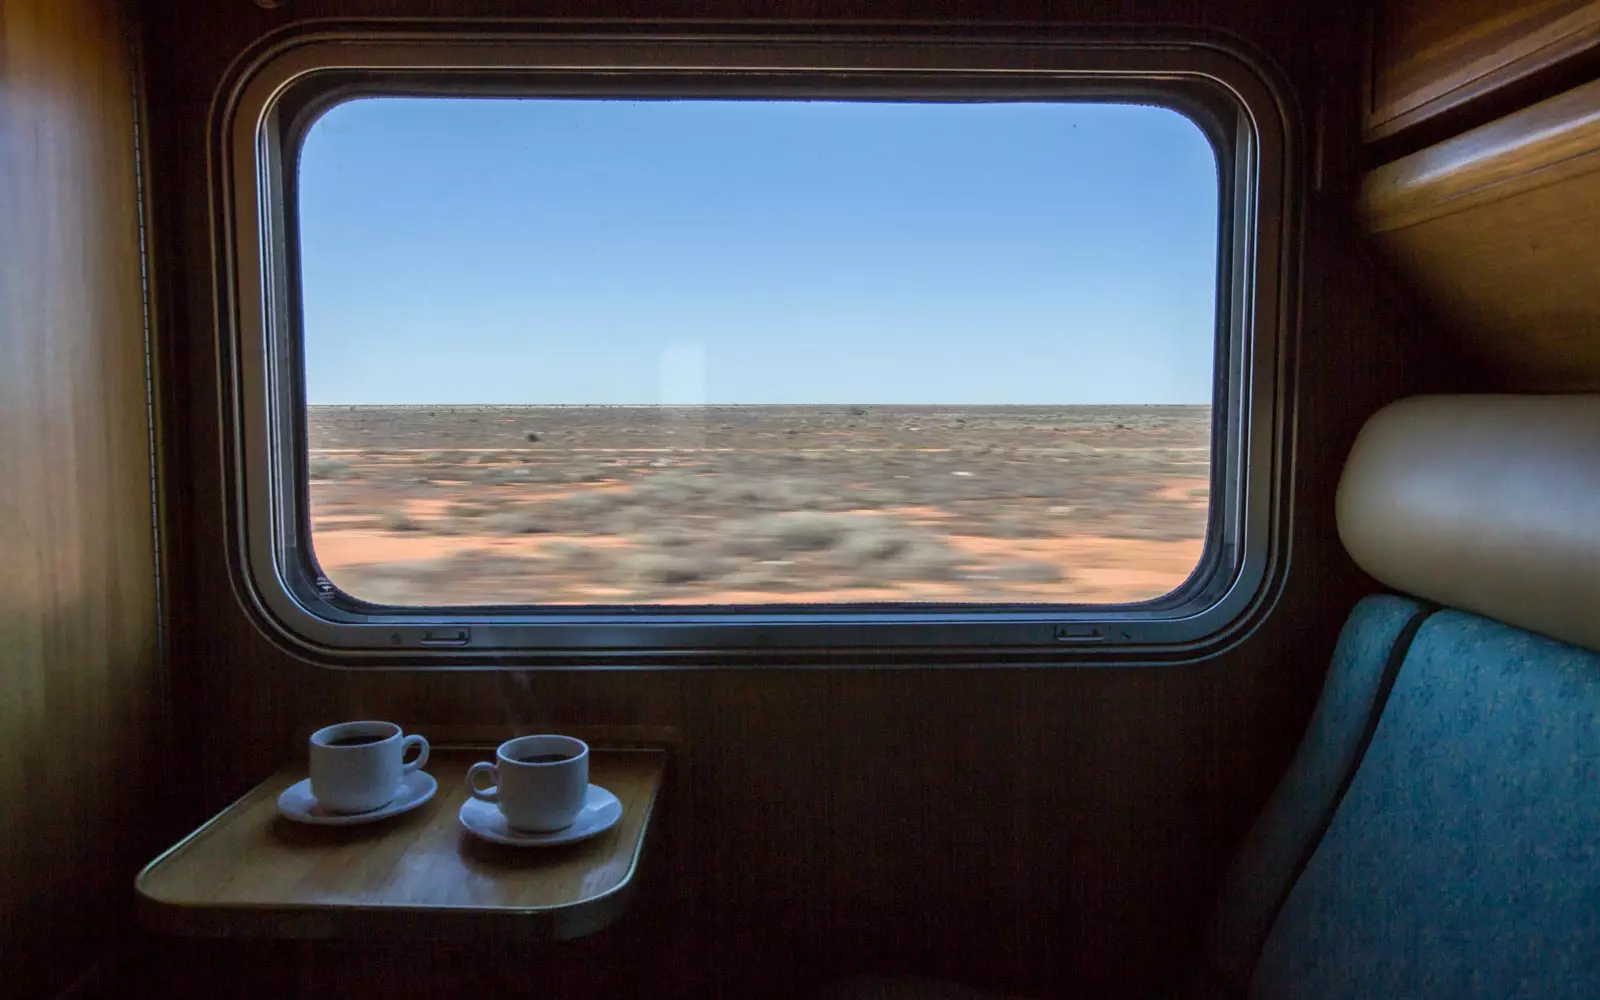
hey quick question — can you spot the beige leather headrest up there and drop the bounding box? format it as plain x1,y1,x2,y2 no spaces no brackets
1338,395,1600,653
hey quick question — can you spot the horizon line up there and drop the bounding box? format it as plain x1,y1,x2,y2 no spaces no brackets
305,401,1213,409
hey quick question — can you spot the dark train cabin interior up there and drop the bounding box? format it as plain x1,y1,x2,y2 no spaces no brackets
4,1,1599,998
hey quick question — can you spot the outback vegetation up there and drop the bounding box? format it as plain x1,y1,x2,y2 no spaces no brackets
305,404,1211,606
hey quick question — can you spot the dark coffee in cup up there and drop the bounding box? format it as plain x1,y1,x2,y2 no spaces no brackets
326,734,387,747
510,752,573,764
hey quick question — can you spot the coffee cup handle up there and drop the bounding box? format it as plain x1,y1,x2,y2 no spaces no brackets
467,761,499,803
401,734,430,774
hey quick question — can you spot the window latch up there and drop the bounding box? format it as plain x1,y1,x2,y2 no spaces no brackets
1054,624,1106,643
420,628,470,646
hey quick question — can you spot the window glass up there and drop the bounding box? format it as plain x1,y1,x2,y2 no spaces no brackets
298,98,1218,607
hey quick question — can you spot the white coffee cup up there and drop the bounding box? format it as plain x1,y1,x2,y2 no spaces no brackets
309,720,429,814
467,734,589,832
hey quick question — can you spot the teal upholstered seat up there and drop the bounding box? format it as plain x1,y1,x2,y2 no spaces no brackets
1248,609,1600,999
1201,594,1429,991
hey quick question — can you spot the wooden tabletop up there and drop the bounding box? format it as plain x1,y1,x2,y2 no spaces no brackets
136,748,664,941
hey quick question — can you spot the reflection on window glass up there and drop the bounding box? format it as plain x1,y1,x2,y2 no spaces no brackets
298,98,1218,606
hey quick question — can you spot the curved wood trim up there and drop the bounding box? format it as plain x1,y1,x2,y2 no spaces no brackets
1367,1,1600,140
1363,76,1600,231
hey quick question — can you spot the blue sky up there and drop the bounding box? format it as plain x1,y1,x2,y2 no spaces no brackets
297,98,1218,405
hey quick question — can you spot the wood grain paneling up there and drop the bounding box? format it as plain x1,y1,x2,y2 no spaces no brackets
133,2,1426,999
1363,79,1600,390
1368,0,1600,139
0,1,163,998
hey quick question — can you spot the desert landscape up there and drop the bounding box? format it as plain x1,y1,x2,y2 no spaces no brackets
305,404,1211,606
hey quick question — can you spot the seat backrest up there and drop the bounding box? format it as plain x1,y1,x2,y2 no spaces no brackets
1202,395,1600,999
1252,608,1600,999
1202,593,1429,991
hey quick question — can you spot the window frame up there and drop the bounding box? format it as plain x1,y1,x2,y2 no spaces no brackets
217,27,1297,667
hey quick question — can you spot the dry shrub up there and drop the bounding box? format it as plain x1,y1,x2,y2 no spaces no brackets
993,560,1066,584
445,500,500,520
550,491,630,517
484,510,550,535
478,466,537,485
834,521,916,563
378,509,421,532
982,514,1055,540
623,552,723,587
720,512,852,557
542,541,606,571
366,557,451,579
635,527,698,550
718,566,791,592
875,540,963,582
631,471,714,507
711,478,816,510
308,457,357,481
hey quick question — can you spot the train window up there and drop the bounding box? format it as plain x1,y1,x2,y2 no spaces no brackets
223,35,1294,664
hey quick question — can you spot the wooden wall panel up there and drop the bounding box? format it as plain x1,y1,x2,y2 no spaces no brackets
136,2,1435,998
1363,78,1600,390
0,1,164,998
1368,0,1600,139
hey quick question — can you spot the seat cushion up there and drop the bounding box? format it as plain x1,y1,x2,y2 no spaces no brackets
1202,594,1430,991
1251,610,1600,999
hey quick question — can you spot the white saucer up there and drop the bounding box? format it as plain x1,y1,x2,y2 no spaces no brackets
458,784,622,847
276,771,438,826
